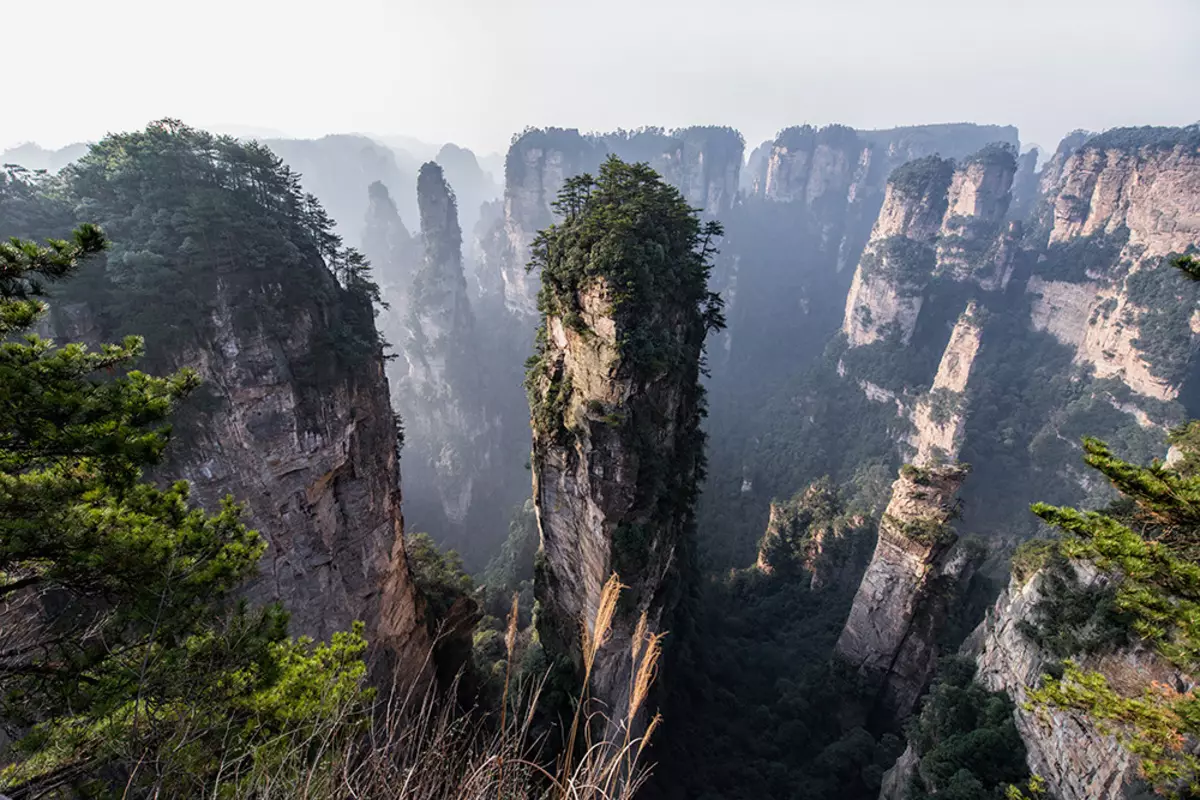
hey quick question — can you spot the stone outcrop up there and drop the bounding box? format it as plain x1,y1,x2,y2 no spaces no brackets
762,125,867,207
529,179,716,739
878,744,919,800
150,261,430,680
378,163,495,541
1030,128,1200,402
842,144,1019,350
497,129,607,316
531,280,708,737
754,481,868,590
842,156,955,346
967,564,1157,800
362,180,416,348
935,145,1018,286
435,142,501,252
1009,147,1041,221
908,303,983,464
487,127,743,317
835,463,973,719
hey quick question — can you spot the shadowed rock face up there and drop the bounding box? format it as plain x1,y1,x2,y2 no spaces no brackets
532,283,703,733
835,463,972,719
73,254,435,684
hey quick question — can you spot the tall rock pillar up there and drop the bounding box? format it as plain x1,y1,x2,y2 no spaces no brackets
527,158,723,738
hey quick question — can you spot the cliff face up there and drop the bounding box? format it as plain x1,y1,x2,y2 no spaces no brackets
30,127,433,684
489,127,743,317
529,163,717,738
835,463,973,718
532,282,706,732
762,125,867,209
166,284,426,665
754,481,869,591
842,156,955,347
497,129,607,316
842,145,1019,350
908,303,983,464
1030,131,1200,402
968,565,1156,800
935,147,1018,287
362,181,416,349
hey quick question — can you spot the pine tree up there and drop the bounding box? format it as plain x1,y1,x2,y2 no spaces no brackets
1027,422,1200,797
0,228,367,796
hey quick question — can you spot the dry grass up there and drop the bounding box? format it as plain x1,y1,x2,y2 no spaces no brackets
197,572,661,800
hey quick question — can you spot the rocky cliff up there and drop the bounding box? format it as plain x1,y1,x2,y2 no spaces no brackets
842,156,955,347
1029,127,1200,402
495,129,607,316
907,303,983,464
754,481,870,591
935,145,1018,287
487,127,743,317
27,126,433,683
842,143,1020,351
528,162,719,739
164,282,430,678
835,462,974,719
966,564,1155,800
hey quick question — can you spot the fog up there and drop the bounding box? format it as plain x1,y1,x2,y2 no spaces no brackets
5,0,1199,156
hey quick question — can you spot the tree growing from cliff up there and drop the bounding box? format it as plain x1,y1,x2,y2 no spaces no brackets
1027,422,1200,796
0,229,368,796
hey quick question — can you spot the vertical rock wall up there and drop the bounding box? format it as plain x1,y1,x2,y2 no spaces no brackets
834,463,972,719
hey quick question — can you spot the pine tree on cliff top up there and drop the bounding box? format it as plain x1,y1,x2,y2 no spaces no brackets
0,228,367,796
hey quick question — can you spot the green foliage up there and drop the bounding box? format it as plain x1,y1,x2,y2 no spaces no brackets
889,514,956,547
758,479,866,578
1127,252,1200,383
1085,125,1200,152
1010,538,1058,586
1037,225,1130,282
526,157,725,623
860,236,937,290
906,658,1030,800
527,156,726,376
1027,424,1200,795
649,564,899,800
0,227,371,796
1016,549,1133,658
405,532,475,622
886,155,955,199
4,120,385,383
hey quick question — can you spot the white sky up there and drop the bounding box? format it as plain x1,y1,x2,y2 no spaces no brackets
5,0,1199,157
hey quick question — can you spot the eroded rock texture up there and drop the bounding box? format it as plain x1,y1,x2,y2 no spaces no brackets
967,565,1159,800
842,156,955,347
835,463,973,718
1030,130,1200,402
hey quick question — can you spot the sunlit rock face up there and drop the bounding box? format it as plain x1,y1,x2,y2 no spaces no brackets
1030,130,1200,402
842,155,955,347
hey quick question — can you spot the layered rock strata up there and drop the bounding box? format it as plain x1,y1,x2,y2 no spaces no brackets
834,463,972,718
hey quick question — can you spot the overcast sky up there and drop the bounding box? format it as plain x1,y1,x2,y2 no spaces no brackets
6,0,1199,157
